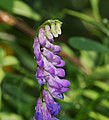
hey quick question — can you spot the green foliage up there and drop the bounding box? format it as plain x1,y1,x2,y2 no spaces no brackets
0,112,23,120
0,0,41,20
0,0,109,120
69,37,109,53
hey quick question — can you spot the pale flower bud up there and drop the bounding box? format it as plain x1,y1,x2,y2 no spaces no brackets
51,23,58,38
55,22,62,35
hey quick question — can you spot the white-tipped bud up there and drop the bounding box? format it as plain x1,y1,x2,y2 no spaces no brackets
51,23,58,38
45,25,53,40
56,22,62,35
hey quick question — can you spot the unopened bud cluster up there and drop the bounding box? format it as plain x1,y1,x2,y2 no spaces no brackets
33,20,70,120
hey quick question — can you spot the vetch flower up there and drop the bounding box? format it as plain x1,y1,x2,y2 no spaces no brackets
55,22,62,35
42,102,52,120
33,20,70,120
34,98,59,120
45,25,53,40
35,67,46,85
51,22,58,37
43,90,60,116
38,28,46,46
34,98,43,120
33,37,42,61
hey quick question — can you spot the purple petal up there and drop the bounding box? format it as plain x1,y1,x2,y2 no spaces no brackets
37,78,46,85
35,67,46,85
38,28,46,46
43,48,53,61
60,87,69,92
34,37,42,61
37,59,44,67
47,67,55,75
48,38,54,42
42,103,52,120
43,57,56,75
53,55,61,64
56,68,65,77
48,85,64,99
53,45,61,54
52,117,59,120
45,40,55,50
47,76,60,89
34,98,43,120
36,67,44,77
47,102,60,116
55,77,70,88
53,60,65,67
61,79,70,87
52,91,64,100
43,90,60,116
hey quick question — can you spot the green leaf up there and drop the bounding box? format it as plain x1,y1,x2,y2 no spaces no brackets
83,89,99,100
3,56,19,66
13,0,41,20
0,0,41,20
0,32,16,41
101,100,109,108
0,112,23,120
0,48,5,65
80,51,97,69
0,67,5,84
69,37,109,53
94,81,109,92
89,111,109,120
0,48,19,67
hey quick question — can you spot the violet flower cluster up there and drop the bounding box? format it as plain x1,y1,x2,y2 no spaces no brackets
33,20,70,120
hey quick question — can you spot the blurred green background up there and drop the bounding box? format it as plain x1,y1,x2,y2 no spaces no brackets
0,0,109,120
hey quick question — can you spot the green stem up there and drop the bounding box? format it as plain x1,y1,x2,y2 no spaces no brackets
63,9,109,37
40,84,44,101
90,0,101,22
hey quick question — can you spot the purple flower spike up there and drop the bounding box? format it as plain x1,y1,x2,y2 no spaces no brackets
34,98,43,120
43,90,60,116
33,20,70,120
